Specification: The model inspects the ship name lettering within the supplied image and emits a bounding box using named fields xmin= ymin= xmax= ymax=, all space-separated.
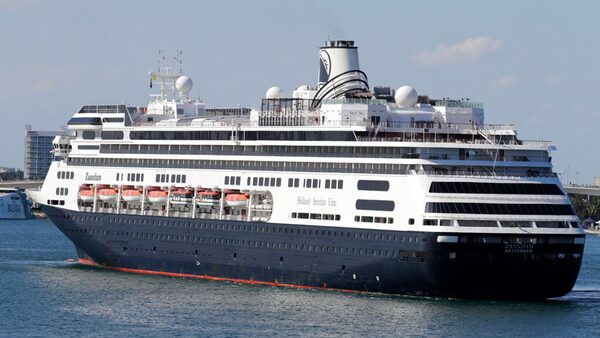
xmin=312 ymin=198 xmax=326 ymax=206
xmin=297 ymin=196 xmax=310 ymax=205
xmin=504 ymin=242 xmax=534 ymax=254
xmin=85 ymin=172 xmax=102 ymax=181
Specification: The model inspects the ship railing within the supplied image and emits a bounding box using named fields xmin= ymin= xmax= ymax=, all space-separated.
xmin=83 ymin=203 xmax=251 ymax=222
xmin=134 ymin=119 xmax=517 ymax=131
xmin=131 ymin=119 xmax=551 ymax=148
xmin=417 ymin=169 xmax=558 ymax=179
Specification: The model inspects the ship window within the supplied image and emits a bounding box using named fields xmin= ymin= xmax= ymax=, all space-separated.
xmin=325 ymin=180 xmax=330 ymax=189
xmin=425 ymin=202 xmax=575 ymax=216
xmin=356 ymin=199 xmax=395 ymax=212
xmin=101 ymin=131 xmax=124 ymax=140
xmin=409 ymin=218 xmax=415 ymax=225
xmin=82 ymin=130 xmax=95 ymax=140
xmin=429 ymin=182 xmax=563 ymax=195
xmin=423 ymin=219 xmax=438 ymax=226
xmin=224 ymin=176 xmax=230 ymax=184
xmin=357 ymin=180 xmax=389 ymax=191
xmin=288 ymin=178 xmax=293 ymax=187
xmin=294 ymin=178 xmax=299 ymax=187
xmin=253 ymin=177 xmax=258 ymax=186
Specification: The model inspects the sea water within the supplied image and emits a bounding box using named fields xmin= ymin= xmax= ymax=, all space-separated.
xmin=1 ymin=219 xmax=600 ymax=337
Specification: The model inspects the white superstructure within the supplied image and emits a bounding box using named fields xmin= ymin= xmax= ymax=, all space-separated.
xmin=35 ymin=41 xmax=581 ymax=238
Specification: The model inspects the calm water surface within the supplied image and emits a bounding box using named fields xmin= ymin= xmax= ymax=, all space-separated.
xmin=1 ymin=219 xmax=600 ymax=337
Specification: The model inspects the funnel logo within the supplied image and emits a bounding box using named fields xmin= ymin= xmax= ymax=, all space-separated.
xmin=319 ymin=50 xmax=331 ymax=78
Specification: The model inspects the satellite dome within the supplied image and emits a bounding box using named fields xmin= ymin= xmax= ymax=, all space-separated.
xmin=175 ymin=76 xmax=193 ymax=94
xmin=395 ymin=85 xmax=418 ymax=107
xmin=266 ymin=86 xmax=284 ymax=99
xmin=296 ymin=84 xmax=310 ymax=91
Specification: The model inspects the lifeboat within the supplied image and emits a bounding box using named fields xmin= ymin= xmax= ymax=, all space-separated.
xmin=196 ymin=190 xmax=221 ymax=207
xmin=78 ymin=188 xmax=95 ymax=202
xmin=97 ymin=188 xmax=118 ymax=202
xmin=122 ymin=189 xmax=143 ymax=202
xmin=170 ymin=188 xmax=194 ymax=205
xmin=148 ymin=189 xmax=168 ymax=204
xmin=225 ymin=193 xmax=249 ymax=208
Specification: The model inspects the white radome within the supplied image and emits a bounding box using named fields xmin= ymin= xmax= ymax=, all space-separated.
xmin=266 ymin=86 xmax=284 ymax=99
xmin=176 ymin=76 xmax=193 ymax=94
xmin=395 ymin=85 xmax=418 ymax=107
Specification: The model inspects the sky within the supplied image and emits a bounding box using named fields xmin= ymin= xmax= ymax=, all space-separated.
xmin=1 ymin=0 xmax=598 ymax=184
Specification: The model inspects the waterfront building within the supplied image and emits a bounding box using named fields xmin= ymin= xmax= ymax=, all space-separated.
xmin=24 ymin=125 xmax=63 ymax=180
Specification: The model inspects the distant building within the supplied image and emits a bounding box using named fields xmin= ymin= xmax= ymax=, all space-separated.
xmin=594 ymin=176 xmax=600 ymax=187
xmin=0 ymin=167 xmax=23 ymax=181
xmin=23 ymin=125 xmax=62 ymax=180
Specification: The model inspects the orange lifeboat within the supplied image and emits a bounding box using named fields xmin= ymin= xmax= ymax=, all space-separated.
xmin=170 ymin=188 xmax=194 ymax=205
xmin=78 ymin=188 xmax=95 ymax=202
xmin=122 ymin=188 xmax=142 ymax=202
xmin=97 ymin=188 xmax=118 ymax=202
xmin=196 ymin=190 xmax=221 ymax=207
xmin=225 ymin=193 xmax=248 ymax=208
xmin=148 ymin=189 xmax=168 ymax=204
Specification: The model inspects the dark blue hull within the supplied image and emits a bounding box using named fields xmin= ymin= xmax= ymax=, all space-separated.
xmin=43 ymin=205 xmax=584 ymax=300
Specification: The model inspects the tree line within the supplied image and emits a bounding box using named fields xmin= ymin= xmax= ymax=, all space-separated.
xmin=569 ymin=194 xmax=600 ymax=221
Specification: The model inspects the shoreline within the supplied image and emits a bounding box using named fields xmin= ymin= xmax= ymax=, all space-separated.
xmin=585 ymin=229 xmax=600 ymax=236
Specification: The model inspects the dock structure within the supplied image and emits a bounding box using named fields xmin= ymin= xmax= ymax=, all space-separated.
xmin=0 ymin=180 xmax=43 ymax=190
xmin=564 ymin=185 xmax=600 ymax=198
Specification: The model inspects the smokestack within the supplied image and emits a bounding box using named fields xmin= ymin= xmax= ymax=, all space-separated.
xmin=313 ymin=40 xmax=370 ymax=107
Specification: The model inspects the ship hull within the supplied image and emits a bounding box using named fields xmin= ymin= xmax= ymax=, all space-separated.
xmin=43 ymin=205 xmax=584 ymax=300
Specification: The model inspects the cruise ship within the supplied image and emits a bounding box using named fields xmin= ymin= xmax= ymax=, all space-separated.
xmin=36 ymin=41 xmax=584 ymax=300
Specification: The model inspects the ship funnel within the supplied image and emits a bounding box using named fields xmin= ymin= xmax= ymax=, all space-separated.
xmin=312 ymin=40 xmax=370 ymax=107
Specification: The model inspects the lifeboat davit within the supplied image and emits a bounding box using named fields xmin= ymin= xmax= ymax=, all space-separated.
xmin=196 ymin=190 xmax=221 ymax=206
xmin=148 ymin=189 xmax=168 ymax=204
xmin=78 ymin=188 xmax=95 ymax=202
xmin=97 ymin=188 xmax=118 ymax=202
xmin=170 ymin=188 xmax=194 ymax=205
xmin=225 ymin=193 xmax=249 ymax=208
xmin=122 ymin=189 xmax=142 ymax=202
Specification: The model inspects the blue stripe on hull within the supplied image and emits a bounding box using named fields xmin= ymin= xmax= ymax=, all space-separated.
xmin=43 ymin=205 xmax=583 ymax=300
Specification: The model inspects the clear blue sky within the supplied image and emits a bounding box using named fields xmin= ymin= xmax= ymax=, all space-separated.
xmin=1 ymin=0 xmax=598 ymax=184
